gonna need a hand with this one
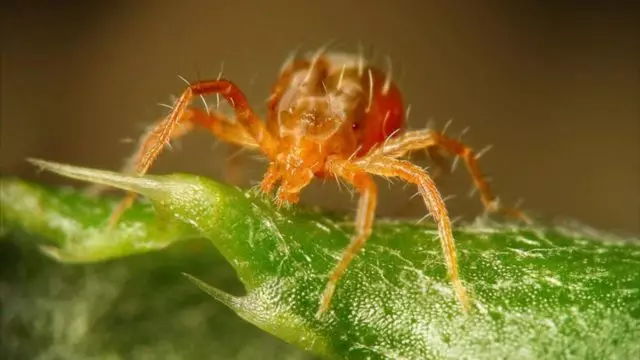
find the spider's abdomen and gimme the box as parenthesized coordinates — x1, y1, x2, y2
(353, 67, 405, 156)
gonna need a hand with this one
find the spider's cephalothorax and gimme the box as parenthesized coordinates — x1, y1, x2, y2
(262, 52, 405, 205)
(104, 48, 529, 317)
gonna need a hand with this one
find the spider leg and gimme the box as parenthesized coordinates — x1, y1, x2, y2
(317, 159, 377, 317)
(375, 129, 530, 222)
(135, 79, 275, 178)
(352, 155, 470, 311)
(425, 146, 451, 179)
(106, 105, 262, 228)
(224, 144, 249, 187)
(259, 162, 281, 195)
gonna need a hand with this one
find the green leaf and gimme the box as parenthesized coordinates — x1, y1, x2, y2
(0, 233, 312, 359)
(2, 159, 639, 359)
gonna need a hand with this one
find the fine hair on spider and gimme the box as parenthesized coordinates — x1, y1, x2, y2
(99, 46, 530, 318)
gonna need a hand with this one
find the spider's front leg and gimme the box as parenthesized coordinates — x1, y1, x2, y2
(376, 129, 530, 222)
(106, 79, 276, 228)
(317, 158, 377, 317)
(328, 155, 470, 313)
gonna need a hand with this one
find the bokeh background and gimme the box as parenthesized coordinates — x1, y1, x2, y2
(2, 0, 638, 234)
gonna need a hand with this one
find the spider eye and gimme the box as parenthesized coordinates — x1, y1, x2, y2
(352, 123, 360, 130)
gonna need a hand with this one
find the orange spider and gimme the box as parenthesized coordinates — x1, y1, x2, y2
(105, 48, 527, 317)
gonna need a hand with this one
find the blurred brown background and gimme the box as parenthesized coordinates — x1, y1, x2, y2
(1, 1, 638, 234)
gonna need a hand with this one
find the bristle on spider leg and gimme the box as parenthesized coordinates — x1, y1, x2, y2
(347, 145, 363, 161)
(198, 94, 210, 114)
(401, 182, 411, 192)
(192, 65, 212, 115)
(442, 194, 457, 204)
(386, 177, 394, 190)
(333, 173, 344, 193)
(215, 61, 225, 111)
(227, 146, 248, 161)
(177, 74, 209, 114)
(346, 185, 355, 199)
(157, 102, 175, 110)
(177, 74, 191, 87)
(475, 144, 494, 160)
(164, 141, 175, 152)
(383, 121, 400, 144)
(450, 156, 461, 173)
(450, 215, 464, 226)
(416, 212, 433, 225)
(409, 190, 421, 201)
(216, 61, 225, 80)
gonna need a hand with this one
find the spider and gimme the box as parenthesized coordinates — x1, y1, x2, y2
(104, 47, 528, 317)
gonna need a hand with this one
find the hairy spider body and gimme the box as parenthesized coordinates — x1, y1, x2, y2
(106, 48, 527, 317)
(260, 52, 405, 203)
